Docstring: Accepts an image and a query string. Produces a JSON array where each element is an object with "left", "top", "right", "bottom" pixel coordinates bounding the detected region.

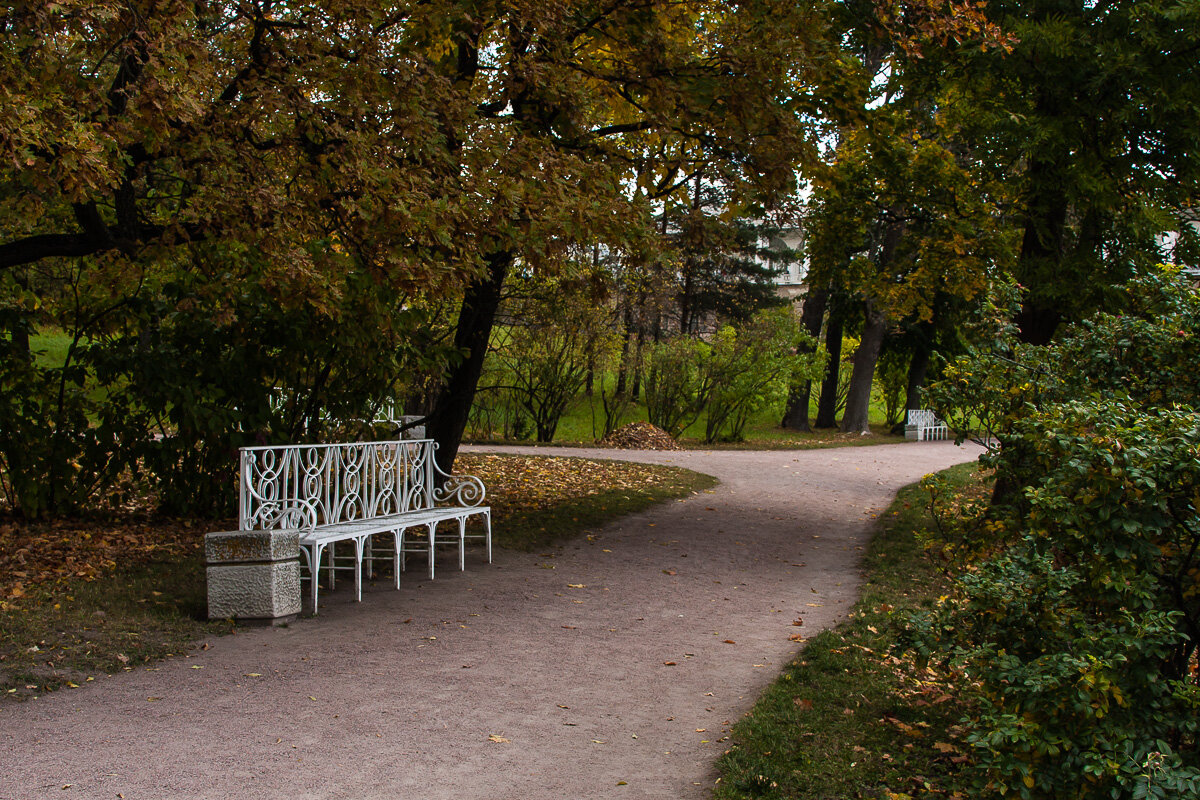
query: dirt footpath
[{"left": 0, "top": 441, "right": 979, "bottom": 800}]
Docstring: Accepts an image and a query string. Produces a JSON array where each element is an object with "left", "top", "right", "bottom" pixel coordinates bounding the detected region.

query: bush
[
  {"left": 909, "top": 402, "right": 1200, "bottom": 799},
  {"left": 704, "top": 308, "right": 822, "bottom": 443},
  {"left": 644, "top": 336, "right": 710, "bottom": 438},
  {"left": 907, "top": 271, "right": 1200, "bottom": 799}
]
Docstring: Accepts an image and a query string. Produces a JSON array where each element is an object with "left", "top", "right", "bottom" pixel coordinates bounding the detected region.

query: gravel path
[{"left": 0, "top": 441, "right": 978, "bottom": 800}]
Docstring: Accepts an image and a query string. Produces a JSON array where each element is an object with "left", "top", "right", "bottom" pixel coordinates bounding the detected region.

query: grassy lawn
[
  {"left": 472, "top": 389, "right": 905, "bottom": 449},
  {"left": 29, "top": 329, "right": 77, "bottom": 368},
  {"left": 0, "top": 454, "right": 715, "bottom": 700},
  {"left": 714, "top": 462, "right": 989, "bottom": 800}
]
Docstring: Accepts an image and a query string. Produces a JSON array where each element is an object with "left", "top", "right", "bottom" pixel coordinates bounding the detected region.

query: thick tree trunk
[
  {"left": 426, "top": 250, "right": 513, "bottom": 474},
  {"left": 902, "top": 328, "right": 933, "bottom": 413},
  {"left": 813, "top": 305, "right": 844, "bottom": 429},
  {"left": 781, "top": 287, "right": 828, "bottom": 430},
  {"left": 840, "top": 299, "right": 887, "bottom": 434},
  {"left": 1015, "top": 156, "right": 1069, "bottom": 345},
  {"left": 1014, "top": 303, "right": 1061, "bottom": 346}
]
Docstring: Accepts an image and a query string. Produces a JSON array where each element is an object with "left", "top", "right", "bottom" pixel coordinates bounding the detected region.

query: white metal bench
[
  {"left": 904, "top": 409, "right": 949, "bottom": 441},
  {"left": 239, "top": 439, "right": 491, "bottom": 613}
]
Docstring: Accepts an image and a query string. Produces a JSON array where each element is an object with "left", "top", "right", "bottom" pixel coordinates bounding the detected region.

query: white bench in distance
[
  {"left": 239, "top": 439, "right": 491, "bottom": 614},
  {"left": 904, "top": 409, "right": 950, "bottom": 441}
]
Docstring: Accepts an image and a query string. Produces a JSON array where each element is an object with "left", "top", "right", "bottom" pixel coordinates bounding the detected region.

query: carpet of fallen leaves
[
  {"left": 0, "top": 454, "right": 682, "bottom": 608},
  {"left": 0, "top": 516, "right": 210, "bottom": 610},
  {"left": 457, "top": 453, "right": 680, "bottom": 516}
]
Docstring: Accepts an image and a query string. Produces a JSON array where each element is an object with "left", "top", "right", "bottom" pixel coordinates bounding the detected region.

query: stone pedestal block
[{"left": 206, "top": 529, "right": 301, "bottom": 624}]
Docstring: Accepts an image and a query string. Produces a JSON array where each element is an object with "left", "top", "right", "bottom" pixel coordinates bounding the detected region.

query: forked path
[{"left": 0, "top": 441, "right": 978, "bottom": 800}]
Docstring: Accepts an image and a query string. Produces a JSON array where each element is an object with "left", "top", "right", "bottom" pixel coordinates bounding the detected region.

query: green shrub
[
  {"left": 704, "top": 308, "right": 822, "bottom": 443},
  {"left": 907, "top": 270, "right": 1200, "bottom": 799},
  {"left": 644, "top": 335, "right": 711, "bottom": 438},
  {"left": 907, "top": 403, "right": 1200, "bottom": 799}
]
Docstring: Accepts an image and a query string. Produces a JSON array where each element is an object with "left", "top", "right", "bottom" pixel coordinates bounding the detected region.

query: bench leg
[
  {"left": 457, "top": 516, "right": 466, "bottom": 571},
  {"left": 310, "top": 543, "right": 325, "bottom": 615},
  {"left": 484, "top": 510, "right": 492, "bottom": 563},
  {"left": 354, "top": 537, "right": 365, "bottom": 602},
  {"left": 326, "top": 541, "right": 337, "bottom": 591},
  {"left": 426, "top": 521, "right": 437, "bottom": 580},
  {"left": 392, "top": 531, "right": 402, "bottom": 589}
]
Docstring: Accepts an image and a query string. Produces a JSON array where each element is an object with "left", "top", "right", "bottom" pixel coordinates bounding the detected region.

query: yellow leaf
[{"left": 487, "top": 734, "right": 510, "bottom": 743}]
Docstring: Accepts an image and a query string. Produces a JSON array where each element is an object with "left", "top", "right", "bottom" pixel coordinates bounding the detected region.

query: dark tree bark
[
  {"left": 841, "top": 213, "right": 907, "bottom": 434},
  {"left": 898, "top": 338, "right": 931, "bottom": 430},
  {"left": 813, "top": 304, "right": 844, "bottom": 429},
  {"left": 1014, "top": 155, "right": 1069, "bottom": 345},
  {"left": 903, "top": 321, "right": 935, "bottom": 411},
  {"left": 426, "top": 250, "right": 513, "bottom": 474},
  {"left": 781, "top": 287, "right": 828, "bottom": 430},
  {"left": 840, "top": 298, "right": 887, "bottom": 434}
]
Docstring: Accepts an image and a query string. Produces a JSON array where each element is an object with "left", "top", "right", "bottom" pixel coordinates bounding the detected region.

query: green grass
[
  {"left": 0, "top": 550, "right": 233, "bottom": 700},
  {"left": 475, "top": 390, "right": 904, "bottom": 449},
  {"left": 714, "top": 462, "right": 987, "bottom": 800},
  {"left": 30, "top": 330, "right": 77, "bottom": 368}
]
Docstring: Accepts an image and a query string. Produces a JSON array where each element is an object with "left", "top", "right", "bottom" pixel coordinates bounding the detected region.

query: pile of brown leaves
[{"left": 598, "top": 421, "right": 682, "bottom": 451}]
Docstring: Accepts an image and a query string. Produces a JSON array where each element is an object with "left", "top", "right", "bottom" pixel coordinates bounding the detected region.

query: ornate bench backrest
[
  {"left": 239, "top": 439, "right": 437, "bottom": 531},
  {"left": 906, "top": 409, "right": 940, "bottom": 427}
]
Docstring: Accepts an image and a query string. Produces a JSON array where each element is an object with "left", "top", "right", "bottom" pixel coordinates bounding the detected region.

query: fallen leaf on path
[{"left": 487, "top": 734, "right": 510, "bottom": 743}]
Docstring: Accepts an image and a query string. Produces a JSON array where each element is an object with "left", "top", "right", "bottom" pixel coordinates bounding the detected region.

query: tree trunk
[
  {"left": 616, "top": 305, "right": 633, "bottom": 395},
  {"left": 426, "top": 250, "right": 513, "bottom": 474},
  {"left": 781, "top": 287, "right": 828, "bottom": 430},
  {"left": 840, "top": 299, "right": 887, "bottom": 434},
  {"left": 813, "top": 304, "right": 844, "bottom": 428},
  {"left": 1015, "top": 155, "right": 1069, "bottom": 345},
  {"left": 902, "top": 332, "right": 932, "bottom": 413}
]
